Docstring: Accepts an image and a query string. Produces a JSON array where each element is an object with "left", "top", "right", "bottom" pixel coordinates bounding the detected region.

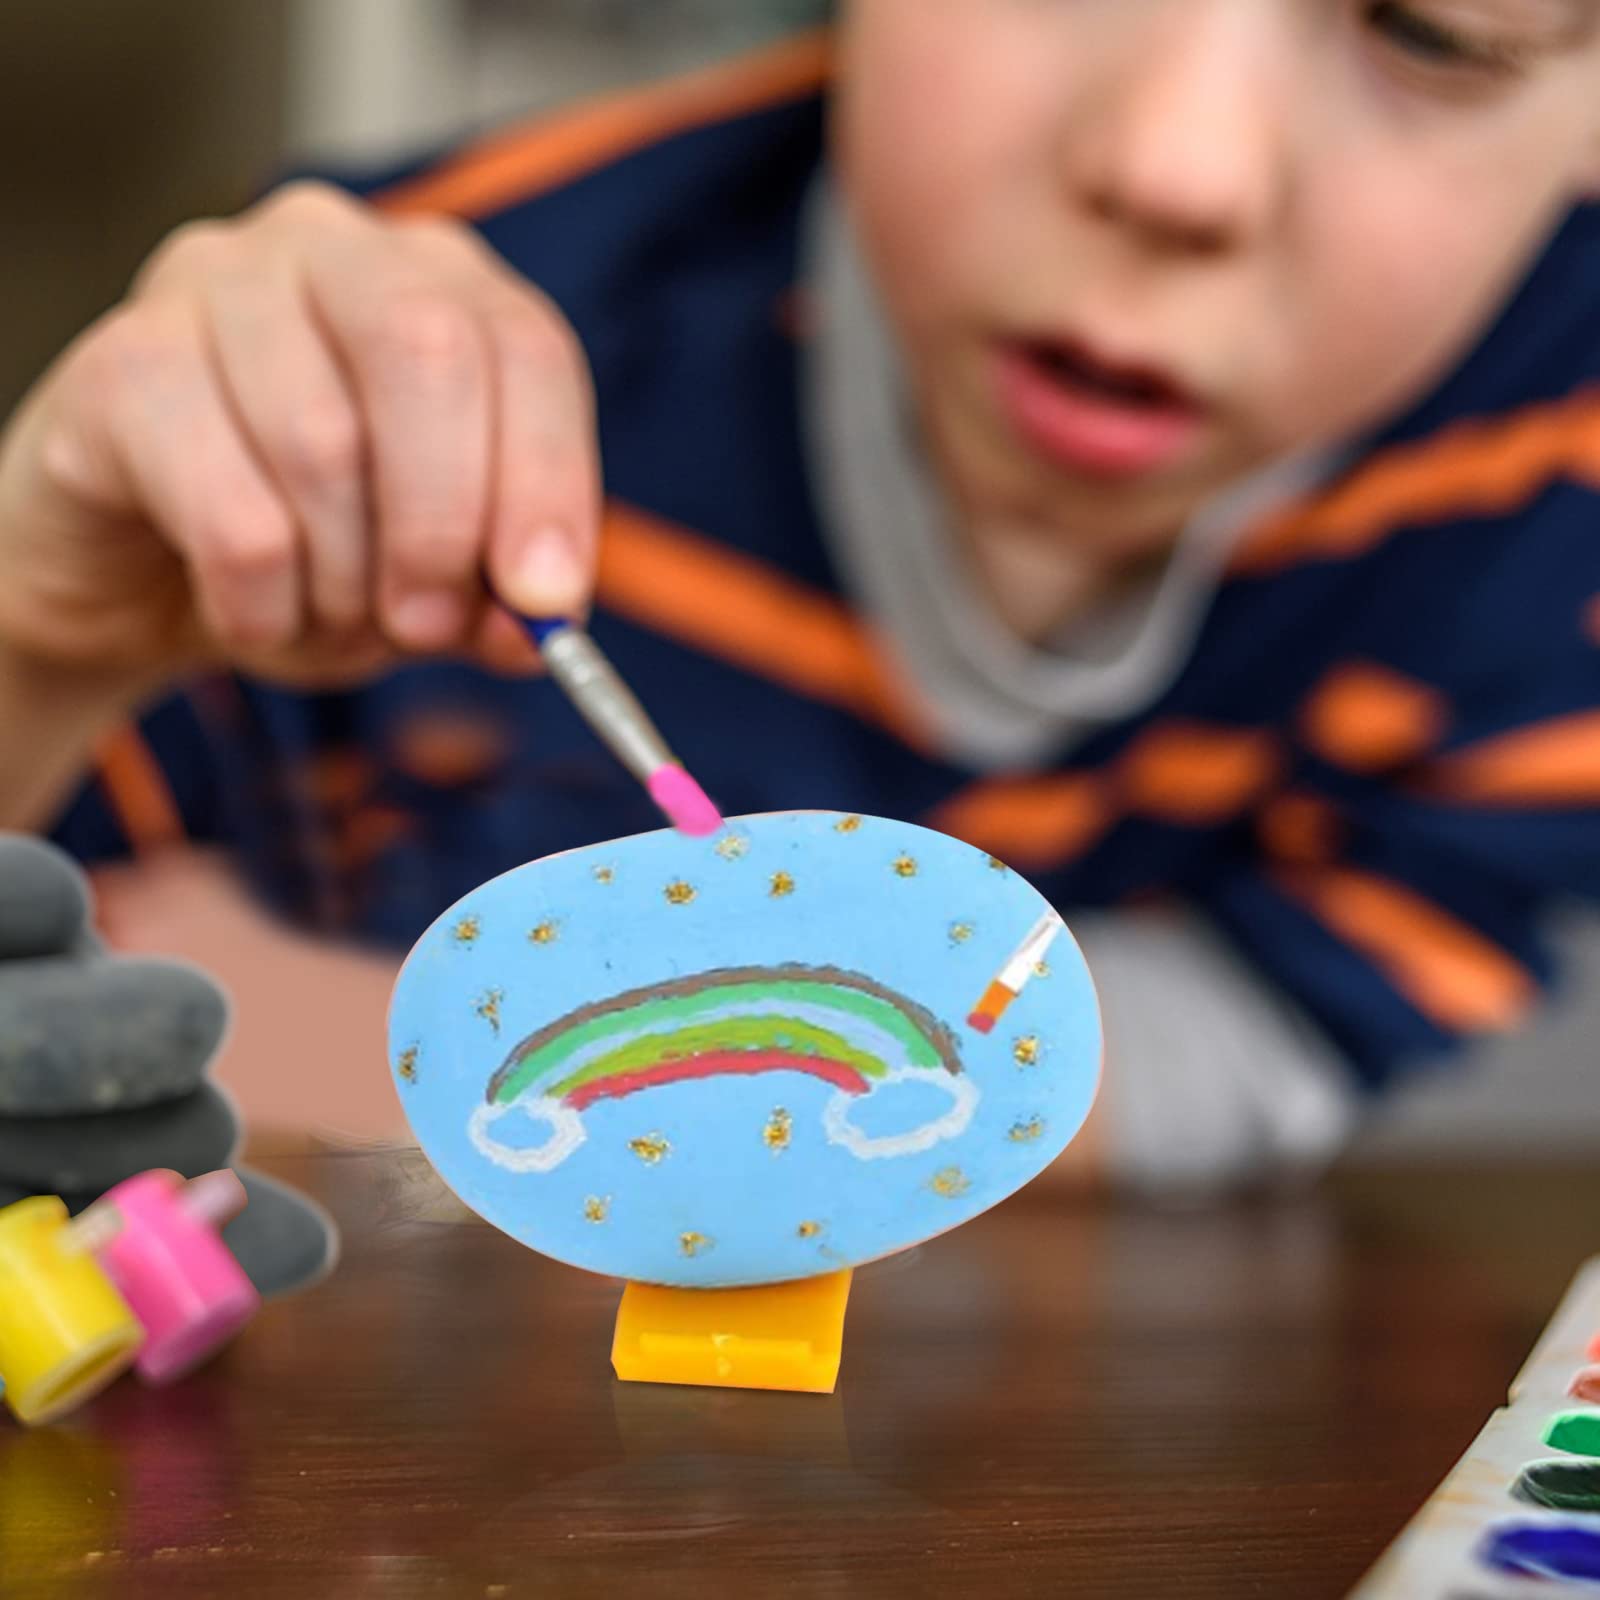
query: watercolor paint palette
[
  {"left": 387, "top": 811, "right": 1102, "bottom": 1290},
  {"left": 1352, "top": 1256, "right": 1600, "bottom": 1596}
]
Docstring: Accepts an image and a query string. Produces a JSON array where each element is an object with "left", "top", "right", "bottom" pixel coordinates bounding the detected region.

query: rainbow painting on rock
[
  {"left": 389, "top": 811, "right": 1101, "bottom": 1288},
  {"left": 470, "top": 964, "right": 978, "bottom": 1175}
]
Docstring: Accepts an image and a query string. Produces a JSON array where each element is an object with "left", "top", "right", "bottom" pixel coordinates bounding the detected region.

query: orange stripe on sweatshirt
[
  {"left": 371, "top": 31, "right": 833, "bottom": 220},
  {"left": 596, "top": 501, "right": 931, "bottom": 749},
  {"left": 1418, "top": 710, "right": 1600, "bottom": 807},
  {"left": 1118, "top": 722, "right": 1281, "bottom": 824},
  {"left": 928, "top": 722, "right": 1279, "bottom": 869},
  {"left": 1300, "top": 662, "right": 1448, "bottom": 774},
  {"left": 1256, "top": 792, "right": 1345, "bottom": 866},
  {"left": 928, "top": 773, "right": 1113, "bottom": 869},
  {"left": 93, "top": 724, "right": 185, "bottom": 854},
  {"left": 1276, "top": 865, "right": 1533, "bottom": 1035},
  {"left": 1233, "top": 391, "right": 1600, "bottom": 574}
]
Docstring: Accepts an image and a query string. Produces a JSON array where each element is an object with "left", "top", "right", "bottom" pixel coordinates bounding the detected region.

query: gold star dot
[
  {"left": 395, "top": 1046, "right": 419, "bottom": 1084},
  {"left": 764, "top": 1108, "right": 793, "bottom": 1151},
  {"left": 892, "top": 855, "right": 919, "bottom": 879},
  {"left": 664, "top": 880, "right": 697, "bottom": 906},
  {"left": 528, "top": 920, "right": 560, "bottom": 946},
  {"left": 769, "top": 871, "right": 796, "bottom": 898},
  {"left": 583, "top": 1196, "right": 610, "bottom": 1224},
  {"left": 679, "top": 1231, "right": 714, "bottom": 1258},
  {"left": 453, "top": 914, "right": 481, "bottom": 946},
  {"left": 1033, "top": 960, "right": 1052, "bottom": 979},
  {"left": 1013, "top": 1035, "right": 1041, "bottom": 1067},
  {"left": 715, "top": 833, "right": 751, "bottom": 861},
  {"left": 475, "top": 988, "right": 504, "bottom": 1036},
  {"left": 593, "top": 865, "right": 615, "bottom": 886},
  {"left": 949, "top": 922, "right": 975, "bottom": 945},
  {"left": 1008, "top": 1117, "right": 1046, "bottom": 1144},
  {"left": 835, "top": 815, "right": 864, "bottom": 834},
  {"left": 987, "top": 857, "right": 1009, "bottom": 873},
  {"left": 930, "top": 1166, "right": 971, "bottom": 1199},
  {"left": 629, "top": 1133, "right": 671, "bottom": 1164},
  {"left": 797, "top": 1220, "right": 824, "bottom": 1240}
]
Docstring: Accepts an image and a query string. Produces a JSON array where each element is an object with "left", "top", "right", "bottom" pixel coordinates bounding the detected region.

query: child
[{"left": 2, "top": 2, "right": 1598, "bottom": 1191}]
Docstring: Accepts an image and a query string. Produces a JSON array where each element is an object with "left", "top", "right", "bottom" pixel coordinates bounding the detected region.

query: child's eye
[{"left": 1364, "top": 1, "right": 1530, "bottom": 75}]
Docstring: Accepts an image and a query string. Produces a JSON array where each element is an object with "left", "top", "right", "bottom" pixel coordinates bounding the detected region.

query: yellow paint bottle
[{"left": 0, "top": 1197, "right": 142, "bottom": 1425}]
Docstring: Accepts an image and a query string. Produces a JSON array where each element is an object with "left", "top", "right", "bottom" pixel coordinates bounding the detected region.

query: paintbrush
[
  {"left": 967, "top": 910, "right": 1063, "bottom": 1033},
  {"left": 520, "top": 616, "right": 724, "bottom": 837}
]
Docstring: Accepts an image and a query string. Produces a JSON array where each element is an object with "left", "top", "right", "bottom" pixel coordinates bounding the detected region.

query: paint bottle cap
[
  {"left": 96, "top": 1171, "right": 259, "bottom": 1386},
  {"left": 0, "top": 1196, "right": 143, "bottom": 1425}
]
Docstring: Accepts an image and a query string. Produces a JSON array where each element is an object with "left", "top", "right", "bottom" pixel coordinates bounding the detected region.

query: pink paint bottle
[{"left": 88, "top": 1171, "right": 258, "bottom": 1385}]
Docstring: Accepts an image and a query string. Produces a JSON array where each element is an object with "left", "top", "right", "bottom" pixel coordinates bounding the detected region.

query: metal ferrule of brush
[{"left": 541, "top": 626, "right": 676, "bottom": 784}]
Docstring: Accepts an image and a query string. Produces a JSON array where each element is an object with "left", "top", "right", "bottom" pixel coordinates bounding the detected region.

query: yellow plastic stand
[
  {"left": 0, "top": 1197, "right": 143, "bottom": 1425},
  {"left": 612, "top": 1269, "right": 853, "bottom": 1393}
]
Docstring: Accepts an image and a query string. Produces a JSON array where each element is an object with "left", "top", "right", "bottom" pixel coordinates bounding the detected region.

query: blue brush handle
[{"left": 521, "top": 616, "right": 569, "bottom": 649}]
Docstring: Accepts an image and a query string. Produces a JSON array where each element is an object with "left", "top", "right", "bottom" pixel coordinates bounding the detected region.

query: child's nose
[{"left": 1065, "top": 2, "right": 1291, "bottom": 259}]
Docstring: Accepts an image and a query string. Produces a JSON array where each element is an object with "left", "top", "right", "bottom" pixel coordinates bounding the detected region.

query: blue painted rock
[{"left": 388, "top": 812, "right": 1100, "bottom": 1289}]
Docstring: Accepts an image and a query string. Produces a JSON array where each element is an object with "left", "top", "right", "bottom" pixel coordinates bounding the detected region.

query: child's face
[{"left": 836, "top": 0, "right": 1600, "bottom": 558}]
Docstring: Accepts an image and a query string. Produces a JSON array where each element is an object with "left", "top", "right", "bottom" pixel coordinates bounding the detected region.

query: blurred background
[
  {"left": 2, "top": 0, "right": 1594, "bottom": 1164},
  {"left": 1, "top": 0, "right": 825, "bottom": 415}
]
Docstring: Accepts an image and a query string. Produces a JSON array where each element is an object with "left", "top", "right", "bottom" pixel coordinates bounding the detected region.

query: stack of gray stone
[{"left": 0, "top": 836, "right": 335, "bottom": 1297}]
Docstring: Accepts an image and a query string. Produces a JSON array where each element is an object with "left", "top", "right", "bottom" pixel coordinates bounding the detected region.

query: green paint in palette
[
  {"left": 1513, "top": 1458, "right": 1600, "bottom": 1512},
  {"left": 1542, "top": 1410, "right": 1600, "bottom": 1457}
]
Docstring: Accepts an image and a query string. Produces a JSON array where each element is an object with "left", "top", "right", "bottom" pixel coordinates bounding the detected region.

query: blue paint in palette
[
  {"left": 1349, "top": 1255, "right": 1600, "bottom": 1597},
  {"left": 388, "top": 812, "right": 1101, "bottom": 1288},
  {"left": 1479, "top": 1521, "right": 1600, "bottom": 1586}
]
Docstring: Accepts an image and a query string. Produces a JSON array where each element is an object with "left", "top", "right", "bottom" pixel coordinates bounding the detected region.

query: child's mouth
[{"left": 993, "top": 336, "right": 1206, "bottom": 480}]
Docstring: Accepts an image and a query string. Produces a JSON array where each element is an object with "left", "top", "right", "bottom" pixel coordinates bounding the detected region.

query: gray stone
[
  {"left": 0, "top": 1082, "right": 240, "bottom": 1193},
  {"left": 222, "top": 1168, "right": 338, "bottom": 1299},
  {"left": 0, "top": 956, "right": 228, "bottom": 1115},
  {"left": 0, "top": 836, "right": 92, "bottom": 959}
]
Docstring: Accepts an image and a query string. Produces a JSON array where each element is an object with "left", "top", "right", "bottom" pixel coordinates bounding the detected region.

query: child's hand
[{"left": 0, "top": 182, "right": 600, "bottom": 692}]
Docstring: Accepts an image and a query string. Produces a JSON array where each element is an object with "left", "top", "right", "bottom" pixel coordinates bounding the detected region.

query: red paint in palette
[{"left": 1571, "top": 1363, "right": 1600, "bottom": 1404}]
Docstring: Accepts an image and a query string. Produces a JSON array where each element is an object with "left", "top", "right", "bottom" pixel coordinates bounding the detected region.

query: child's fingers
[
  {"left": 69, "top": 306, "right": 304, "bottom": 652},
  {"left": 478, "top": 284, "right": 603, "bottom": 620},
  {"left": 203, "top": 264, "right": 372, "bottom": 635},
  {"left": 304, "top": 251, "right": 493, "bottom": 656}
]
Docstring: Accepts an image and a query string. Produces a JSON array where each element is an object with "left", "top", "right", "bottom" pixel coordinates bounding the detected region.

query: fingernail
[
  {"left": 390, "top": 590, "right": 467, "bottom": 648},
  {"left": 513, "top": 525, "right": 587, "bottom": 616}
]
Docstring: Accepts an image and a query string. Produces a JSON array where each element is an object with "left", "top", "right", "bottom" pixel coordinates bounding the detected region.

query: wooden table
[{"left": 4, "top": 1153, "right": 1596, "bottom": 1599}]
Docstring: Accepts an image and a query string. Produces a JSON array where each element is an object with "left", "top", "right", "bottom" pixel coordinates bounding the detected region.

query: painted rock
[{"left": 388, "top": 812, "right": 1100, "bottom": 1289}]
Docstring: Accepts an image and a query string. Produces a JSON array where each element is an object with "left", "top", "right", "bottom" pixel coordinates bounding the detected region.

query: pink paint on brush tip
[
  {"left": 967, "top": 1012, "right": 996, "bottom": 1035},
  {"left": 649, "top": 765, "right": 723, "bottom": 837}
]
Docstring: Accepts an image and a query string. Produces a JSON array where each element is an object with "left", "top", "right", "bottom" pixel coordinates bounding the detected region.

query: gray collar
[{"left": 799, "top": 180, "right": 1341, "bottom": 770}]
